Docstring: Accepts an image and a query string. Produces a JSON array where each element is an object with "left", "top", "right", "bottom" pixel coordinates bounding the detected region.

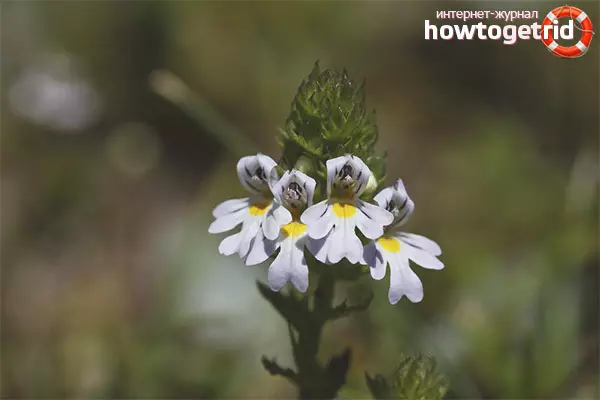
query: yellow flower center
[
  {"left": 332, "top": 202, "right": 357, "bottom": 219},
  {"left": 377, "top": 237, "right": 401, "bottom": 253},
  {"left": 249, "top": 200, "right": 271, "bottom": 216},
  {"left": 281, "top": 221, "right": 307, "bottom": 238}
]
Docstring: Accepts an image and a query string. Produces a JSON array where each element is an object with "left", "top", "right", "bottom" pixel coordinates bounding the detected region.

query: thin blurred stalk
[{"left": 149, "top": 70, "right": 257, "bottom": 157}]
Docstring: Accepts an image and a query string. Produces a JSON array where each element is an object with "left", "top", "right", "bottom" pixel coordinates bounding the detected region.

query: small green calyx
[{"left": 278, "top": 62, "right": 386, "bottom": 189}]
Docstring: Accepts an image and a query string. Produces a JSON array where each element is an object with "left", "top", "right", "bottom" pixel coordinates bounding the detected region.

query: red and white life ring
[{"left": 541, "top": 6, "right": 594, "bottom": 58}]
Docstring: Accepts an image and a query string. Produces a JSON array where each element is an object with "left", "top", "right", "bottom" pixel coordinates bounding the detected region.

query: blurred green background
[{"left": 1, "top": 1, "right": 598, "bottom": 398}]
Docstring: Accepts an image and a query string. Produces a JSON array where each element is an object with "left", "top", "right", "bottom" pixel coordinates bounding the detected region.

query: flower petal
[
  {"left": 326, "top": 156, "right": 349, "bottom": 197},
  {"left": 349, "top": 155, "right": 372, "bottom": 196},
  {"left": 328, "top": 218, "right": 362, "bottom": 264},
  {"left": 306, "top": 234, "right": 331, "bottom": 264},
  {"left": 391, "top": 179, "right": 414, "bottom": 226},
  {"left": 236, "top": 154, "right": 277, "bottom": 195},
  {"left": 267, "top": 236, "right": 309, "bottom": 292},
  {"left": 402, "top": 242, "right": 444, "bottom": 270},
  {"left": 256, "top": 153, "right": 279, "bottom": 188},
  {"left": 246, "top": 229, "right": 279, "bottom": 266},
  {"left": 238, "top": 219, "right": 261, "bottom": 258},
  {"left": 388, "top": 254, "right": 423, "bottom": 304},
  {"left": 307, "top": 214, "right": 334, "bottom": 240},
  {"left": 302, "top": 201, "right": 335, "bottom": 240},
  {"left": 289, "top": 237, "right": 309, "bottom": 292},
  {"left": 301, "top": 200, "right": 328, "bottom": 225},
  {"left": 271, "top": 170, "right": 293, "bottom": 204},
  {"left": 356, "top": 200, "right": 393, "bottom": 239},
  {"left": 398, "top": 233, "right": 442, "bottom": 256},
  {"left": 373, "top": 187, "right": 394, "bottom": 208},
  {"left": 374, "top": 178, "right": 414, "bottom": 227},
  {"left": 358, "top": 200, "right": 394, "bottom": 225},
  {"left": 363, "top": 242, "right": 387, "bottom": 280},
  {"left": 218, "top": 232, "right": 241, "bottom": 256},
  {"left": 272, "top": 170, "right": 316, "bottom": 208},
  {"left": 208, "top": 208, "right": 247, "bottom": 234},
  {"left": 274, "top": 204, "right": 293, "bottom": 225},
  {"left": 212, "top": 198, "right": 250, "bottom": 218},
  {"left": 326, "top": 155, "right": 372, "bottom": 197},
  {"left": 303, "top": 174, "right": 317, "bottom": 207},
  {"left": 262, "top": 205, "right": 292, "bottom": 241},
  {"left": 356, "top": 211, "right": 384, "bottom": 241}
]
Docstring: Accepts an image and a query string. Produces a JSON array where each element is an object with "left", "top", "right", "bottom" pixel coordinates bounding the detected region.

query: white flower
[
  {"left": 362, "top": 179, "right": 444, "bottom": 304},
  {"left": 208, "top": 153, "right": 284, "bottom": 258},
  {"left": 301, "top": 155, "right": 393, "bottom": 264},
  {"left": 246, "top": 170, "right": 316, "bottom": 292}
]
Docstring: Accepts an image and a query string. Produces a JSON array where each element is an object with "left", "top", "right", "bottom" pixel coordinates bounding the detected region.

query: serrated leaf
[
  {"left": 261, "top": 356, "right": 298, "bottom": 383},
  {"left": 326, "top": 292, "right": 374, "bottom": 320},
  {"left": 326, "top": 347, "right": 352, "bottom": 393}
]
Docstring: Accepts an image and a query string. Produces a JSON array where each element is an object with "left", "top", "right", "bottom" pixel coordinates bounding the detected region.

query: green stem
[{"left": 294, "top": 271, "right": 347, "bottom": 399}]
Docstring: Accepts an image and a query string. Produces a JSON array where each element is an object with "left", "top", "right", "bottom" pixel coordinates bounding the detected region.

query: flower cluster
[{"left": 209, "top": 153, "right": 444, "bottom": 304}]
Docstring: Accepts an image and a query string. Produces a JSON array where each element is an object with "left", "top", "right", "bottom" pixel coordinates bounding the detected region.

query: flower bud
[
  {"left": 362, "top": 173, "right": 379, "bottom": 198},
  {"left": 293, "top": 155, "right": 316, "bottom": 176}
]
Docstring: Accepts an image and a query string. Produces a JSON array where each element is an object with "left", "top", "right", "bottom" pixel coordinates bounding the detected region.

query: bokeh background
[{"left": 1, "top": 1, "right": 598, "bottom": 398}]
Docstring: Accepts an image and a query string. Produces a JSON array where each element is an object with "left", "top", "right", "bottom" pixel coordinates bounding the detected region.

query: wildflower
[
  {"left": 208, "top": 153, "right": 280, "bottom": 258},
  {"left": 362, "top": 179, "right": 443, "bottom": 304},
  {"left": 301, "top": 155, "right": 394, "bottom": 264},
  {"left": 246, "top": 170, "right": 316, "bottom": 292}
]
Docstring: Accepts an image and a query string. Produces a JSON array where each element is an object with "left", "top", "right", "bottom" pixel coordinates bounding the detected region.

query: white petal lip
[
  {"left": 399, "top": 233, "right": 442, "bottom": 256},
  {"left": 238, "top": 219, "right": 262, "bottom": 258},
  {"left": 402, "top": 242, "right": 444, "bottom": 270},
  {"left": 388, "top": 253, "right": 424, "bottom": 304},
  {"left": 363, "top": 242, "right": 386, "bottom": 280},
  {"left": 356, "top": 200, "right": 394, "bottom": 239},
  {"left": 212, "top": 198, "right": 249, "bottom": 218},
  {"left": 327, "top": 216, "right": 362, "bottom": 264},
  {"left": 306, "top": 234, "right": 331, "bottom": 264},
  {"left": 262, "top": 205, "right": 292, "bottom": 241},
  {"left": 307, "top": 209, "right": 336, "bottom": 239},
  {"left": 301, "top": 200, "right": 335, "bottom": 240},
  {"left": 325, "top": 154, "right": 372, "bottom": 197},
  {"left": 208, "top": 207, "right": 247, "bottom": 234},
  {"left": 246, "top": 230, "right": 278, "bottom": 266},
  {"left": 268, "top": 235, "right": 309, "bottom": 292},
  {"left": 301, "top": 200, "right": 328, "bottom": 225},
  {"left": 236, "top": 153, "right": 278, "bottom": 194},
  {"left": 218, "top": 232, "right": 242, "bottom": 256}
]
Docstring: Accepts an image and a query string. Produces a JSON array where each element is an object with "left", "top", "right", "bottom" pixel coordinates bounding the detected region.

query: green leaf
[
  {"left": 366, "top": 355, "right": 449, "bottom": 400},
  {"left": 326, "top": 292, "right": 374, "bottom": 321},
  {"left": 261, "top": 356, "right": 298, "bottom": 384},
  {"left": 325, "top": 347, "right": 352, "bottom": 393}
]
